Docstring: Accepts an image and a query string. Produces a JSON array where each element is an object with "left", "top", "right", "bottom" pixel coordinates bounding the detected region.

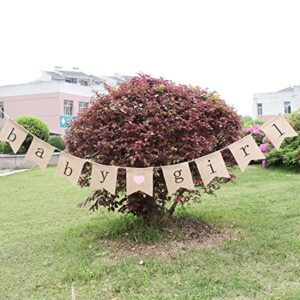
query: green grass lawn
[{"left": 1, "top": 166, "right": 300, "bottom": 300}]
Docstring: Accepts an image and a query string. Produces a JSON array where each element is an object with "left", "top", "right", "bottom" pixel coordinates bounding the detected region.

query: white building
[
  {"left": 253, "top": 86, "right": 300, "bottom": 121},
  {"left": 0, "top": 67, "right": 131, "bottom": 134}
]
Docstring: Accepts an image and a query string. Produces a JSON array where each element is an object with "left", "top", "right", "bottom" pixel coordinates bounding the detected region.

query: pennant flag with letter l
[
  {"left": 25, "top": 137, "right": 55, "bottom": 171},
  {"left": 161, "top": 162, "right": 194, "bottom": 195},
  {"left": 0, "top": 119, "right": 28, "bottom": 154},
  {"left": 126, "top": 167, "right": 153, "bottom": 197},
  {"left": 195, "top": 151, "right": 230, "bottom": 187},
  {"left": 90, "top": 163, "right": 118, "bottom": 195},
  {"left": 228, "top": 135, "right": 265, "bottom": 171},
  {"left": 260, "top": 114, "right": 298, "bottom": 149},
  {"left": 55, "top": 153, "right": 86, "bottom": 186}
]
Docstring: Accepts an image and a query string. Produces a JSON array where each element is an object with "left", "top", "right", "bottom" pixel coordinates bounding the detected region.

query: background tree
[
  {"left": 65, "top": 75, "right": 241, "bottom": 219},
  {"left": 0, "top": 115, "right": 49, "bottom": 154}
]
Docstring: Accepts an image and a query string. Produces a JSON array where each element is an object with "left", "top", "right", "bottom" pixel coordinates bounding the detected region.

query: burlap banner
[
  {"left": 161, "top": 162, "right": 194, "bottom": 194},
  {"left": 55, "top": 153, "right": 86, "bottom": 186},
  {"left": 0, "top": 113, "right": 298, "bottom": 197},
  {"left": 126, "top": 167, "right": 153, "bottom": 196},
  {"left": 228, "top": 135, "right": 265, "bottom": 171},
  {"left": 0, "top": 119, "right": 28, "bottom": 153},
  {"left": 195, "top": 151, "right": 230, "bottom": 186},
  {"left": 261, "top": 114, "right": 298, "bottom": 148},
  {"left": 25, "top": 137, "right": 55, "bottom": 171},
  {"left": 90, "top": 163, "right": 118, "bottom": 195}
]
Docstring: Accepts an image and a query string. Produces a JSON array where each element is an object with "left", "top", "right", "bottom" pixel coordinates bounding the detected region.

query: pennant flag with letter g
[
  {"left": 261, "top": 114, "right": 298, "bottom": 149},
  {"left": 0, "top": 119, "right": 28, "bottom": 154},
  {"left": 161, "top": 162, "right": 194, "bottom": 195},
  {"left": 228, "top": 135, "right": 265, "bottom": 171}
]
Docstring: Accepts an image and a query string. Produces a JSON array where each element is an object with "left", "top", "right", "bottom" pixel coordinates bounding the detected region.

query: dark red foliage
[{"left": 65, "top": 75, "right": 241, "bottom": 219}]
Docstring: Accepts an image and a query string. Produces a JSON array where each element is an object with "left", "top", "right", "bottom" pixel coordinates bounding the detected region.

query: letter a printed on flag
[
  {"left": 25, "top": 137, "right": 55, "bottom": 171},
  {"left": 161, "top": 162, "right": 194, "bottom": 195},
  {"left": 126, "top": 167, "right": 153, "bottom": 197},
  {"left": 261, "top": 114, "right": 298, "bottom": 149},
  {"left": 55, "top": 153, "right": 86, "bottom": 186},
  {"left": 0, "top": 119, "right": 28, "bottom": 153},
  {"left": 90, "top": 163, "right": 118, "bottom": 195},
  {"left": 228, "top": 135, "right": 265, "bottom": 171},
  {"left": 195, "top": 151, "right": 230, "bottom": 187}
]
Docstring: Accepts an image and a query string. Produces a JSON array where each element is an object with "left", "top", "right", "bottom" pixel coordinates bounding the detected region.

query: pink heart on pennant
[{"left": 133, "top": 175, "right": 145, "bottom": 185}]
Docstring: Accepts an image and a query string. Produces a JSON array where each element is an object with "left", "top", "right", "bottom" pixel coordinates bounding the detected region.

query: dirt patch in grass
[{"left": 98, "top": 217, "right": 233, "bottom": 260}]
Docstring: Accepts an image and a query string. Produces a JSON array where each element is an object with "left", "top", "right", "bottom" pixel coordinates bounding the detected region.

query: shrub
[
  {"left": 65, "top": 75, "right": 241, "bottom": 219},
  {"left": 241, "top": 116, "right": 264, "bottom": 128},
  {"left": 266, "top": 111, "right": 300, "bottom": 168},
  {"left": 2, "top": 116, "right": 50, "bottom": 154},
  {"left": 48, "top": 136, "right": 65, "bottom": 151}
]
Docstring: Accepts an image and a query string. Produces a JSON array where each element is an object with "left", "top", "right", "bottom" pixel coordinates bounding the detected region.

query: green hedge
[
  {"left": 0, "top": 116, "right": 50, "bottom": 154},
  {"left": 266, "top": 111, "right": 300, "bottom": 168},
  {"left": 48, "top": 136, "right": 65, "bottom": 151}
]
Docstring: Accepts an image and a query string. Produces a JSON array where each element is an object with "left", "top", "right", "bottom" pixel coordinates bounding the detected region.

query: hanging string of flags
[{"left": 0, "top": 111, "right": 298, "bottom": 197}]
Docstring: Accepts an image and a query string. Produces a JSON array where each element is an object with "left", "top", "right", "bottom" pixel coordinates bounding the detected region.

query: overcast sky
[{"left": 1, "top": 0, "right": 300, "bottom": 116}]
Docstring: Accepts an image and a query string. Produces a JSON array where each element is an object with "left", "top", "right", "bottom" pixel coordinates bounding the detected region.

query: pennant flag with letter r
[{"left": 228, "top": 135, "right": 265, "bottom": 171}]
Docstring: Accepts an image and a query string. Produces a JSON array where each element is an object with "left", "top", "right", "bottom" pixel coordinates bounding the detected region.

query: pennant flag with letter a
[
  {"left": 90, "top": 163, "right": 118, "bottom": 195},
  {"left": 0, "top": 119, "right": 28, "bottom": 154},
  {"left": 25, "top": 137, "right": 55, "bottom": 171},
  {"left": 195, "top": 151, "right": 230, "bottom": 186},
  {"left": 228, "top": 135, "right": 265, "bottom": 171},
  {"left": 55, "top": 153, "right": 86, "bottom": 186},
  {"left": 261, "top": 114, "right": 298, "bottom": 149},
  {"left": 126, "top": 167, "right": 153, "bottom": 197},
  {"left": 161, "top": 162, "right": 194, "bottom": 195}
]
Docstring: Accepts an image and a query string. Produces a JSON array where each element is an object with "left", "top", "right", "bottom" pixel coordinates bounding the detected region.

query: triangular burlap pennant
[
  {"left": 161, "top": 162, "right": 194, "bottom": 194},
  {"left": 25, "top": 137, "right": 55, "bottom": 171},
  {"left": 0, "top": 119, "right": 28, "bottom": 153},
  {"left": 90, "top": 163, "right": 118, "bottom": 195},
  {"left": 228, "top": 135, "right": 265, "bottom": 171},
  {"left": 126, "top": 167, "right": 153, "bottom": 197},
  {"left": 261, "top": 114, "right": 298, "bottom": 149},
  {"left": 195, "top": 151, "right": 230, "bottom": 187},
  {"left": 55, "top": 153, "right": 86, "bottom": 186}
]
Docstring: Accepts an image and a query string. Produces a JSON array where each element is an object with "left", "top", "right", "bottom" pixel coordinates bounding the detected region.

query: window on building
[
  {"left": 65, "top": 78, "right": 78, "bottom": 84},
  {"left": 0, "top": 102, "right": 4, "bottom": 119},
  {"left": 79, "top": 102, "right": 88, "bottom": 112},
  {"left": 80, "top": 80, "right": 88, "bottom": 86},
  {"left": 64, "top": 100, "right": 73, "bottom": 116},
  {"left": 284, "top": 101, "right": 291, "bottom": 114},
  {"left": 257, "top": 103, "right": 263, "bottom": 115}
]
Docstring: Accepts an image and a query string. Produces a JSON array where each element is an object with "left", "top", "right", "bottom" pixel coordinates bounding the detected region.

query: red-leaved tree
[{"left": 65, "top": 75, "right": 241, "bottom": 219}]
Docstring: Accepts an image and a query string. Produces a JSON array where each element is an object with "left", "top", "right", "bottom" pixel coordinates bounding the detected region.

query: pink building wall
[{"left": 0, "top": 92, "right": 91, "bottom": 135}]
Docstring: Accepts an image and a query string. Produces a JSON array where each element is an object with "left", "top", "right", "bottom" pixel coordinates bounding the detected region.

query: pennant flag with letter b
[
  {"left": 228, "top": 135, "right": 265, "bottom": 171},
  {"left": 25, "top": 137, "right": 55, "bottom": 171},
  {"left": 55, "top": 153, "right": 86, "bottom": 186},
  {"left": 90, "top": 163, "right": 118, "bottom": 195},
  {"left": 195, "top": 151, "right": 230, "bottom": 186},
  {"left": 161, "top": 162, "right": 194, "bottom": 195},
  {"left": 261, "top": 114, "right": 298, "bottom": 149},
  {"left": 126, "top": 167, "right": 153, "bottom": 197},
  {"left": 0, "top": 119, "right": 28, "bottom": 154}
]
